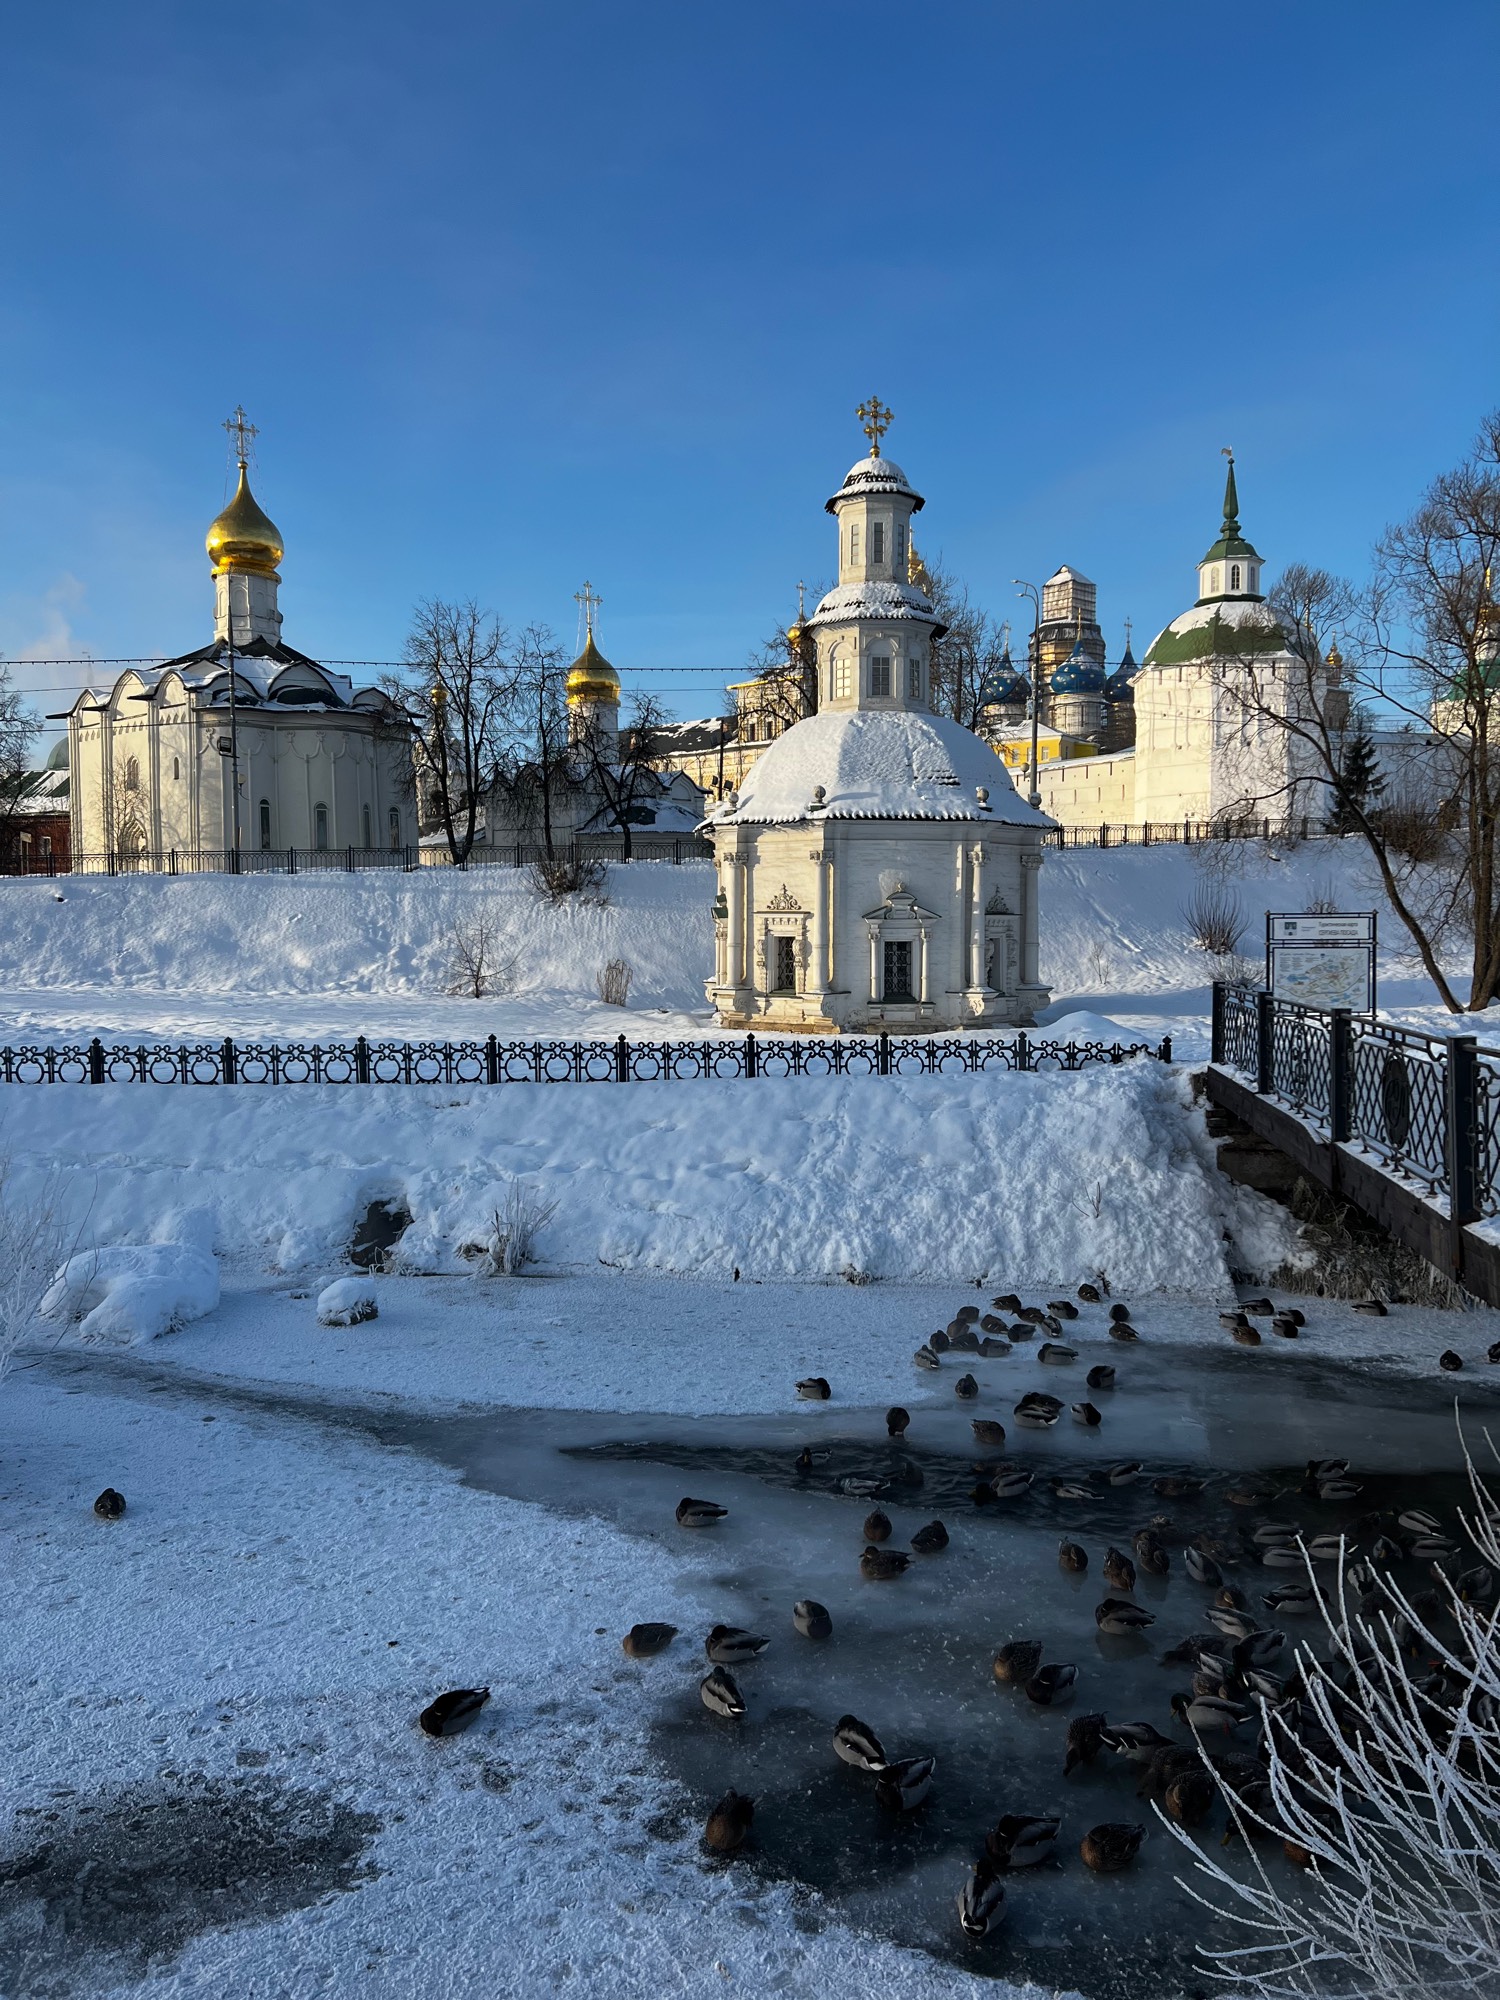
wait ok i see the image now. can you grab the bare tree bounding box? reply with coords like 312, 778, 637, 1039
0, 662, 41, 867
493, 622, 576, 861
923, 554, 998, 727
1211, 414, 1500, 1011
382, 599, 511, 865
443, 909, 515, 998
741, 617, 820, 736
581, 691, 673, 860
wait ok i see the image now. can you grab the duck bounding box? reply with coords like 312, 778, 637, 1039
1172, 1691, 1252, 1732
911, 1520, 950, 1554
1101, 1720, 1174, 1761
92, 1488, 126, 1521
972, 1418, 1007, 1447
957, 1861, 1007, 1939
1280, 1307, 1307, 1327
863, 1507, 893, 1544
974, 1335, 1008, 1357
1039, 1314, 1064, 1337
1025, 1663, 1078, 1705
1194, 1643, 1237, 1682
1162, 1767, 1216, 1827
1015, 1304, 1050, 1326
1351, 1298, 1389, 1315
1086, 1364, 1116, 1391
985, 1813, 1061, 1868
1489, 1339, 1500, 1365
886, 1405, 910, 1437
622, 1622, 678, 1658
1013, 1392, 1063, 1428
705, 1625, 769, 1665
1106, 1461, 1143, 1486
796, 1376, 832, 1400
1058, 1540, 1089, 1574
1109, 1303, 1133, 1323
1205, 1604, 1259, 1641
1038, 1341, 1078, 1366
861, 1545, 911, 1581
1053, 1480, 1097, 1501
1231, 1323, 1262, 1347
992, 1639, 1044, 1685
676, 1497, 728, 1529
1262, 1583, 1316, 1616
1371, 1533, 1404, 1563
1157, 1474, 1206, 1499
699, 1667, 747, 1719
1440, 1350, 1465, 1373
1399, 1507, 1442, 1536
914, 1344, 941, 1371
793, 1599, 833, 1640
1234, 1630, 1287, 1676
795, 1446, 816, 1474
1260, 1543, 1306, 1569
833, 1714, 887, 1770
1243, 1298, 1275, 1317
703, 1790, 755, 1853
419, 1688, 491, 1737
1457, 1563, 1497, 1604
1184, 1547, 1222, 1588
1137, 1744, 1202, 1799
1410, 1533, 1459, 1559
1064, 1710, 1107, 1773
1214, 1582, 1249, 1610
1102, 1547, 1137, 1594
1317, 1477, 1362, 1501
929, 1328, 952, 1354
1271, 1316, 1301, 1339
840, 1475, 884, 1497
1135, 1535, 1171, 1578
954, 1373, 980, 1400
1096, 1597, 1155, 1635
955, 1304, 982, 1326
1071, 1401, 1103, 1427
948, 1326, 981, 1354
1048, 1299, 1081, 1320
1108, 1323, 1141, 1343
991, 1468, 1035, 1498
1305, 1534, 1347, 1563
1006, 1319, 1036, 1341
991, 1291, 1022, 1312
875, 1753, 936, 1811
1162, 1631, 1222, 1666
1252, 1522, 1298, 1546
979, 1313, 1008, 1335
1308, 1456, 1350, 1482
1081, 1823, 1145, 1872
1077, 1282, 1103, 1304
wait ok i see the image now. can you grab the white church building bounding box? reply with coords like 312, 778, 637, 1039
65, 418, 416, 866
702, 409, 1051, 1032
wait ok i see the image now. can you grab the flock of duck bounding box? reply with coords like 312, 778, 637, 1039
611, 1282, 1486, 1948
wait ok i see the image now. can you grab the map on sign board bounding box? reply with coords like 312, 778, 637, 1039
1265, 913, 1377, 1013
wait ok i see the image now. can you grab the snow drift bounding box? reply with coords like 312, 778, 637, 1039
39, 1207, 220, 1346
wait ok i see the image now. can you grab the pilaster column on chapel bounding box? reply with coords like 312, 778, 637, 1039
724, 853, 747, 989
1020, 851, 1043, 988
969, 841, 989, 992
810, 849, 830, 994
950, 839, 968, 992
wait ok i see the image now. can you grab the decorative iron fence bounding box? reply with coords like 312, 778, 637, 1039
0, 1029, 1172, 1088
0, 837, 713, 878
1043, 817, 1330, 850
1212, 982, 1496, 1221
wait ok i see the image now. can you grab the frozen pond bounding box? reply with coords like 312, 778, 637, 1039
43, 1332, 1498, 2000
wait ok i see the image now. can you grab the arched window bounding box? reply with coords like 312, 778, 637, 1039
172, 756, 180, 781
1230, 564, 1242, 591
314, 803, 329, 850
123, 755, 139, 791
259, 799, 272, 850
389, 807, 401, 849
362, 803, 371, 849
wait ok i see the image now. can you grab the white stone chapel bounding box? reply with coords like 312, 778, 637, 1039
702, 406, 1051, 1031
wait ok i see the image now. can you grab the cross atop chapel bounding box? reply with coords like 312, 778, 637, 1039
574, 580, 603, 638
223, 405, 259, 469
855, 396, 893, 456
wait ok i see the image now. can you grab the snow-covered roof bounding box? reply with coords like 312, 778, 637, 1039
825, 455, 925, 513
3, 767, 69, 813
702, 708, 1052, 828
1143, 598, 1295, 668
60, 638, 399, 717
808, 580, 939, 628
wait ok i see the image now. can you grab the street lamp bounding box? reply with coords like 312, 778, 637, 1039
1012, 580, 1043, 810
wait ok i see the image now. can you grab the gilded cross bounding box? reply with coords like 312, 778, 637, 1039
223, 405, 259, 467
855, 396, 893, 456
795, 580, 808, 619
574, 580, 603, 640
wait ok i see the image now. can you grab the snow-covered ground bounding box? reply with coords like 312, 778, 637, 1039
0, 838, 1478, 1061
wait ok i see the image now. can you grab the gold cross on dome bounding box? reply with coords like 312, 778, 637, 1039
856, 396, 893, 456
574, 580, 603, 636
223, 405, 259, 467
796, 580, 808, 618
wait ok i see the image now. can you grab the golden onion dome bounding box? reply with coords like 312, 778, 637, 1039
787, 617, 808, 653
565, 631, 621, 707
206, 466, 284, 577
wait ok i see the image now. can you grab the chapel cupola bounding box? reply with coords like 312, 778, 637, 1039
565, 580, 620, 757
1195, 450, 1265, 606
207, 406, 285, 647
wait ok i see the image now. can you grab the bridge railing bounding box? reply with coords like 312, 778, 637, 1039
1212, 983, 1494, 1222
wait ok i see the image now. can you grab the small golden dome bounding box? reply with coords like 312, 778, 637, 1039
206, 466, 284, 577
565, 630, 621, 707
787, 617, 809, 653
908, 540, 935, 595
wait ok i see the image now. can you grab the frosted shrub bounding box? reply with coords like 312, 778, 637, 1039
596, 957, 633, 1007
1170, 1429, 1500, 2000
483, 1178, 559, 1276
444, 912, 515, 998
0, 1159, 74, 1386
528, 853, 607, 905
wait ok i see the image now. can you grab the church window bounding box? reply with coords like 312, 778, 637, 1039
124, 755, 139, 792
363, 803, 372, 849
849, 523, 860, 563
314, 803, 329, 850
771, 935, 797, 994
869, 656, 891, 698
173, 756, 180, 781
39, 835, 51, 859
259, 799, 272, 849
908, 657, 922, 700
871, 521, 885, 565
883, 939, 914, 1001
833, 657, 852, 700
1210, 567, 1221, 594
1231, 564, 1242, 591
389, 807, 401, 850
895, 523, 905, 565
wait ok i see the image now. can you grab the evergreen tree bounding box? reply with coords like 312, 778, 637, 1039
1328, 715, 1384, 833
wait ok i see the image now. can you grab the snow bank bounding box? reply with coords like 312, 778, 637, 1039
8, 1063, 1291, 1292
317, 1277, 378, 1325
39, 1207, 220, 1346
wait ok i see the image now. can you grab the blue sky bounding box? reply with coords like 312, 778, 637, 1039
1, 1, 1496, 740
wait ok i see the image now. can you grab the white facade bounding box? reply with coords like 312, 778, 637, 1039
67, 459, 416, 862
703, 444, 1051, 1032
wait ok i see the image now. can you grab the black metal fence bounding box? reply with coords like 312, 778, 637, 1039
1212, 981, 1496, 1222
0, 836, 713, 878
0, 1029, 1172, 1088
1044, 817, 1328, 850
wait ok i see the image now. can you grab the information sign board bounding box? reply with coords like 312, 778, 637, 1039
1265, 912, 1376, 1013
